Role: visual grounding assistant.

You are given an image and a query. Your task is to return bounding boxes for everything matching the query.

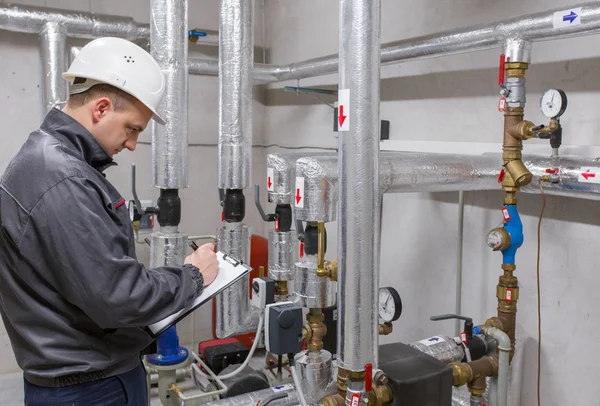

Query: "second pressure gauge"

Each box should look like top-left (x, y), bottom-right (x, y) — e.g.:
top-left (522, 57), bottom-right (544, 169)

top-left (378, 287), bottom-right (402, 323)
top-left (540, 89), bottom-right (567, 119)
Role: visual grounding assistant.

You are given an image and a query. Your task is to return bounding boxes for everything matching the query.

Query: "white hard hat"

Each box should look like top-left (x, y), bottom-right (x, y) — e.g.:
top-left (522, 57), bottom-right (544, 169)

top-left (63, 37), bottom-right (166, 125)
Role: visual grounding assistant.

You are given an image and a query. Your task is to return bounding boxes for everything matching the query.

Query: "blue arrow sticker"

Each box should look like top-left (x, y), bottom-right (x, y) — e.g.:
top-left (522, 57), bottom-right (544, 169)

top-left (554, 7), bottom-right (582, 28)
top-left (563, 11), bottom-right (578, 24)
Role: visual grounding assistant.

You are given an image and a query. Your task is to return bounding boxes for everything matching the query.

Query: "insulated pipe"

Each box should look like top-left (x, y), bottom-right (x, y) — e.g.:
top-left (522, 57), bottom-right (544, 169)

top-left (218, 0), bottom-right (254, 190)
top-left (39, 22), bottom-right (67, 116)
top-left (150, 0), bottom-right (189, 189)
top-left (483, 326), bottom-right (511, 406)
top-left (296, 153), bottom-right (600, 214)
top-left (188, 2), bottom-right (600, 83)
top-left (0, 4), bottom-right (149, 39)
top-left (337, 0), bottom-right (381, 376)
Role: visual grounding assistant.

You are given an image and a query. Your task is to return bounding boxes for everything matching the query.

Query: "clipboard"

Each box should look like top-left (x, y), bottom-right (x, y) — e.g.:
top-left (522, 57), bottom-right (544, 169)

top-left (146, 251), bottom-right (251, 338)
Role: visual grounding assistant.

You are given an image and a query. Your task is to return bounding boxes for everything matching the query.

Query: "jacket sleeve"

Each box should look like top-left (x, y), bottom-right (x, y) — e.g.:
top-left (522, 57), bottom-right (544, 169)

top-left (26, 176), bottom-right (204, 329)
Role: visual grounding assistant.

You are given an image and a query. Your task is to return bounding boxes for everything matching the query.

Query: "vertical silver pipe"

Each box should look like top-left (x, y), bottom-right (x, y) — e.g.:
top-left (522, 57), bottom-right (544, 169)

top-left (150, 0), bottom-right (188, 189)
top-left (218, 0), bottom-right (254, 189)
top-left (337, 0), bottom-right (381, 375)
top-left (39, 22), bottom-right (67, 117)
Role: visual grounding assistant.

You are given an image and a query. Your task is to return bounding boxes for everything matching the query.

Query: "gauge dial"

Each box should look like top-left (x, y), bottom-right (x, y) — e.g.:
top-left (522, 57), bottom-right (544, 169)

top-left (378, 287), bottom-right (402, 323)
top-left (540, 89), bottom-right (567, 118)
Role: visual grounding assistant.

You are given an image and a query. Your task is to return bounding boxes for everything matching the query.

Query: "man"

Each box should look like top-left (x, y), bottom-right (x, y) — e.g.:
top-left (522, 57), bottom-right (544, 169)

top-left (0, 37), bottom-right (218, 405)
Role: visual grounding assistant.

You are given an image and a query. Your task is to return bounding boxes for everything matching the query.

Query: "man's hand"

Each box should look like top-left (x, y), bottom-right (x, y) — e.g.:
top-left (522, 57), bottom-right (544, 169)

top-left (185, 243), bottom-right (218, 287)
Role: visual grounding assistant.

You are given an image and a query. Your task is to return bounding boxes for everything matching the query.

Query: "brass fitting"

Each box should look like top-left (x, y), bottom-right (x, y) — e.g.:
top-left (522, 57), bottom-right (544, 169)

top-left (327, 260), bottom-right (338, 281)
top-left (372, 383), bottom-right (393, 406)
top-left (497, 263), bottom-right (519, 362)
top-left (276, 280), bottom-right (288, 297)
top-left (317, 221), bottom-right (327, 277)
top-left (378, 322), bottom-right (393, 335)
top-left (452, 356), bottom-right (498, 388)
top-left (306, 309), bottom-right (326, 353)
top-left (337, 367), bottom-right (349, 396)
top-left (484, 317), bottom-right (504, 331)
top-left (468, 374), bottom-right (487, 398)
top-left (505, 62), bottom-right (528, 77)
top-left (321, 394), bottom-right (345, 406)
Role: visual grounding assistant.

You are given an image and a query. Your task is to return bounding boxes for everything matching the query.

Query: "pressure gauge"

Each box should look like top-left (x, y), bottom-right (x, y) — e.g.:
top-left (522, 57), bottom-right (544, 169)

top-left (540, 89), bottom-right (567, 119)
top-left (378, 287), bottom-right (402, 323)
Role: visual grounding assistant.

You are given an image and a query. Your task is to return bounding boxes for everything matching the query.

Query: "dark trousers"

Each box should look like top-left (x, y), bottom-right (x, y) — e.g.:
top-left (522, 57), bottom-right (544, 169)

top-left (24, 363), bottom-right (148, 406)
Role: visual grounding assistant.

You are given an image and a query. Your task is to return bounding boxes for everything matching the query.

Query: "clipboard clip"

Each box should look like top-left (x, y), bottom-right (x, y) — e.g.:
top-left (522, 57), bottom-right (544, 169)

top-left (222, 253), bottom-right (242, 267)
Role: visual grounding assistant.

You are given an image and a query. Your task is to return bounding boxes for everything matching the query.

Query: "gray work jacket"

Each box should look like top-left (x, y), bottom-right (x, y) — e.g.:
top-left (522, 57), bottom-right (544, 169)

top-left (0, 108), bottom-right (203, 387)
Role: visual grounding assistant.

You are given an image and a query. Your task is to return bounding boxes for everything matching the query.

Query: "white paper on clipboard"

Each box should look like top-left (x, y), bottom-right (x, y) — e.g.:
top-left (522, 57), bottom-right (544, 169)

top-left (146, 251), bottom-right (251, 338)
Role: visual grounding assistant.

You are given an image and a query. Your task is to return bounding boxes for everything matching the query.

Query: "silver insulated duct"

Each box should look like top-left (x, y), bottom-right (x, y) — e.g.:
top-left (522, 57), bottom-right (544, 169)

top-left (150, 0), bottom-right (188, 189)
top-left (218, 0), bottom-right (254, 190)
top-left (337, 0), bottom-right (381, 376)
top-left (0, 4), bottom-right (149, 39)
top-left (39, 22), bottom-right (67, 116)
top-left (297, 152), bottom-right (600, 203)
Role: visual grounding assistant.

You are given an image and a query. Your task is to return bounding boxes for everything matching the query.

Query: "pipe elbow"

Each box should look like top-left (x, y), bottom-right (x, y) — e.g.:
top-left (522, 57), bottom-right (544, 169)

top-left (483, 326), bottom-right (511, 352)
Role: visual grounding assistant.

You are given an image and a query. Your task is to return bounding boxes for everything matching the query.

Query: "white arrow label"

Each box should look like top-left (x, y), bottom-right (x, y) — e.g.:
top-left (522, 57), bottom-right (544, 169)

top-left (338, 89), bottom-right (350, 132)
top-left (295, 177), bottom-right (305, 208)
top-left (553, 7), bottom-right (582, 29)
top-left (267, 168), bottom-right (274, 191)
top-left (578, 167), bottom-right (600, 183)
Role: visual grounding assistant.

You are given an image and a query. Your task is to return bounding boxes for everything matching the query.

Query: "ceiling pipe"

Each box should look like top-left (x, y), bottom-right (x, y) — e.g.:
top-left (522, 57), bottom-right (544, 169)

top-left (337, 0), bottom-right (381, 389)
top-left (189, 2), bottom-right (600, 83)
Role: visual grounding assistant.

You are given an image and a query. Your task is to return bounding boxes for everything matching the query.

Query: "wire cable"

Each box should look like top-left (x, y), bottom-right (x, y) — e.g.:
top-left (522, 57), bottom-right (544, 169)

top-left (536, 179), bottom-right (546, 406)
top-left (136, 141), bottom-right (337, 151)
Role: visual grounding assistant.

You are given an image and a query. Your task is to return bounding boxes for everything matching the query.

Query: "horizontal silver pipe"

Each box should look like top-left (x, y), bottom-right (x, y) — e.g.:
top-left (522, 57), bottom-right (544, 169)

top-left (0, 4), bottom-right (149, 39)
top-left (190, 2), bottom-right (600, 83)
top-left (293, 152), bottom-right (600, 222)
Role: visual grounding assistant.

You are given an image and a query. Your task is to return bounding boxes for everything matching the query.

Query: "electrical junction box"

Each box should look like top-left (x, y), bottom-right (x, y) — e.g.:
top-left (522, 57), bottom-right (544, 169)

top-left (265, 301), bottom-right (303, 355)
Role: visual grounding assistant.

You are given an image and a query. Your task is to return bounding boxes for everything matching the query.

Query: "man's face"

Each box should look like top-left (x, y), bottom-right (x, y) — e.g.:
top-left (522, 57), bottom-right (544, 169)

top-left (91, 98), bottom-right (153, 157)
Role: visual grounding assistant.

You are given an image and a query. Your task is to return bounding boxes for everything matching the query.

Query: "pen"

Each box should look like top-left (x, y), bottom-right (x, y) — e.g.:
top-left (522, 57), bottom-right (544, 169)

top-left (188, 241), bottom-right (199, 251)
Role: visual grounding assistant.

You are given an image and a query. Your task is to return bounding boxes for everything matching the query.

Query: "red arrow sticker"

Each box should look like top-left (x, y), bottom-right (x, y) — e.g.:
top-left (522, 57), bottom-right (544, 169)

top-left (267, 168), bottom-right (274, 191)
top-left (351, 394), bottom-right (360, 406)
top-left (505, 288), bottom-right (513, 303)
top-left (295, 177), bottom-right (305, 208)
top-left (338, 89), bottom-right (350, 132)
top-left (460, 332), bottom-right (467, 343)
top-left (579, 167), bottom-right (600, 183)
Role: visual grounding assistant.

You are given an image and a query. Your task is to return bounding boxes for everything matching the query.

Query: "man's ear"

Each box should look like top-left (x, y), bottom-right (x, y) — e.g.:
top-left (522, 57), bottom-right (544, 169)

top-left (91, 97), bottom-right (112, 124)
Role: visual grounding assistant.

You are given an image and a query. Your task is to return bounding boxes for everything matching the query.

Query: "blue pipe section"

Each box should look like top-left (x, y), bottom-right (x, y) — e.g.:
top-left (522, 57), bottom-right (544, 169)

top-left (146, 326), bottom-right (189, 366)
top-left (500, 205), bottom-right (523, 265)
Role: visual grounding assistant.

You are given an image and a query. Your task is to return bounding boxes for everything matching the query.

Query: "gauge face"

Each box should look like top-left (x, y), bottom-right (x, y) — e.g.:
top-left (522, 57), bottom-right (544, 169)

top-left (378, 287), bottom-right (402, 323)
top-left (487, 230), bottom-right (504, 250)
top-left (540, 89), bottom-right (567, 118)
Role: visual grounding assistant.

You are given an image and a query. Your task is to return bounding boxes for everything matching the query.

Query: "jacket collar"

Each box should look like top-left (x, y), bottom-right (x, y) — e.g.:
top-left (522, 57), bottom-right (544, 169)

top-left (40, 108), bottom-right (116, 172)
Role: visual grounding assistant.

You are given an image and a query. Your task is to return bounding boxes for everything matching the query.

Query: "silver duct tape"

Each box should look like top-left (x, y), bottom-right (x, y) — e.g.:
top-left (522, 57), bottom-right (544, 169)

top-left (268, 231), bottom-right (296, 281)
top-left (380, 152), bottom-right (500, 193)
top-left (452, 388), bottom-right (471, 406)
top-left (295, 350), bottom-right (334, 405)
top-left (39, 22), bottom-right (67, 116)
top-left (204, 386), bottom-right (299, 406)
top-left (215, 224), bottom-right (260, 338)
top-left (503, 38), bottom-right (532, 64)
top-left (151, 0), bottom-right (188, 189)
top-left (218, 0), bottom-right (254, 190)
top-left (337, 0), bottom-right (381, 373)
top-left (520, 154), bottom-right (600, 200)
top-left (300, 152), bottom-right (600, 201)
top-left (295, 157), bottom-right (338, 222)
top-left (410, 336), bottom-right (465, 365)
top-left (294, 259), bottom-right (336, 309)
top-left (0, 4), bottom-right (149, 39)
top-left (150, 232), bottom-right (187, 268)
